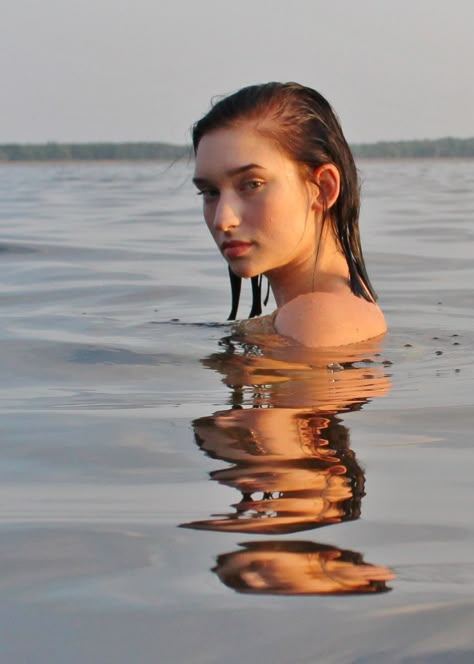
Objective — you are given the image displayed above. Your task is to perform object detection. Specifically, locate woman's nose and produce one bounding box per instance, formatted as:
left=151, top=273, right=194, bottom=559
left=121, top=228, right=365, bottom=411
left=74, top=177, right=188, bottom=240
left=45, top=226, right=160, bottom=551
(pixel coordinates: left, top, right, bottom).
left=213, top=196, right=240, bottom=232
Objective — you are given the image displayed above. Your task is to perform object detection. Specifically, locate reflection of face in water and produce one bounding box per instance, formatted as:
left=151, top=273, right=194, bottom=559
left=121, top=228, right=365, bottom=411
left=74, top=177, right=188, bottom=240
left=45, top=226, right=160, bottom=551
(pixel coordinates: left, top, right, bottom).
left=184, top=409, right=364, bottom=534
left=181, top=336, right=395, bottom=594
left=214, top=541, right=395, bottom=595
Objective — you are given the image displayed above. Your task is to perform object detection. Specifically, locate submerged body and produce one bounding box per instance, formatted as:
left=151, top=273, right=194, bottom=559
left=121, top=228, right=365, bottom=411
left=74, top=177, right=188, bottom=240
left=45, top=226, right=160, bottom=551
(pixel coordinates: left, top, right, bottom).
left=193, top=82, right=386, bottom=348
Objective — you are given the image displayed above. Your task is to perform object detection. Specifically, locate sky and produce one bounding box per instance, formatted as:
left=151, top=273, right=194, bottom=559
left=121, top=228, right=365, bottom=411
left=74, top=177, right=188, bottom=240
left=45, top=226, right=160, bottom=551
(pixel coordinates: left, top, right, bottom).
left=2, top=0, right=473, bottom=145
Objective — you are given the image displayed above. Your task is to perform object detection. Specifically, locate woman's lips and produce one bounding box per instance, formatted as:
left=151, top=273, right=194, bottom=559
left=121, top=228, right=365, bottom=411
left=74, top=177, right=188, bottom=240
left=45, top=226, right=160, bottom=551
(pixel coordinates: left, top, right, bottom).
left=221, top=241, right=253, bottom=259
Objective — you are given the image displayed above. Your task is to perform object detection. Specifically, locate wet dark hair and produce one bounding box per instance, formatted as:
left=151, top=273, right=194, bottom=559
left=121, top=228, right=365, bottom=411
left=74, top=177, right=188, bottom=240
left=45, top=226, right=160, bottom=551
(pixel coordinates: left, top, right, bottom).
left=193, top=82, right=377, bottom=319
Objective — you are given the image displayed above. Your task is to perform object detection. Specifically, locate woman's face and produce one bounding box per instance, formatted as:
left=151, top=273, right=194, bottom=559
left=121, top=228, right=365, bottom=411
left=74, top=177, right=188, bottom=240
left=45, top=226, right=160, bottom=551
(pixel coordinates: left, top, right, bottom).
left=193, top=124, right=318, bottom=281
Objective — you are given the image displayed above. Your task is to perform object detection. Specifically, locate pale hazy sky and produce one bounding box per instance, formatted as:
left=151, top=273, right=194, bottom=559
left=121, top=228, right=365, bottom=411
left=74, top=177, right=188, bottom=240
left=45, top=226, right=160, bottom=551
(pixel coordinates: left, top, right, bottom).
left=2, top=0, right=473, bottom=144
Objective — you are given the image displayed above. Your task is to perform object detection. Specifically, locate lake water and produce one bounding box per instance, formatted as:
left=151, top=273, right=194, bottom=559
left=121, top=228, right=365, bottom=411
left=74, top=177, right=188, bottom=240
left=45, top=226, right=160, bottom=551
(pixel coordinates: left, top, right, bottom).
left=0, top=159, right=473, bottom=663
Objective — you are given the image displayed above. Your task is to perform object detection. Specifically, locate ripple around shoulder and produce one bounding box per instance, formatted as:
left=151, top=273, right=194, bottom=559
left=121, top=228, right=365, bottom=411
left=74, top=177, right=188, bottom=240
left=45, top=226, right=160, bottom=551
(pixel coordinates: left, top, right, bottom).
left=233, top=311, right=278, bottom=336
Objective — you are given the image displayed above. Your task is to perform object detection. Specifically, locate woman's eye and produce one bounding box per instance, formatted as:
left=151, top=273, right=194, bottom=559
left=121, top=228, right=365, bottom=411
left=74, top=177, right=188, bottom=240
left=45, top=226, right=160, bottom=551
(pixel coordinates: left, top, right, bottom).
left=243, top=180, right=264, bottom=191
left=197, top=188, right=219, bottom=202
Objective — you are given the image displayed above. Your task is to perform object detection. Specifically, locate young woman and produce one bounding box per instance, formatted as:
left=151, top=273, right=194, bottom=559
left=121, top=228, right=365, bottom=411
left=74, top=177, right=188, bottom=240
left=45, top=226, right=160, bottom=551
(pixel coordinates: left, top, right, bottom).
left=192, top=82, right=386, bottom=348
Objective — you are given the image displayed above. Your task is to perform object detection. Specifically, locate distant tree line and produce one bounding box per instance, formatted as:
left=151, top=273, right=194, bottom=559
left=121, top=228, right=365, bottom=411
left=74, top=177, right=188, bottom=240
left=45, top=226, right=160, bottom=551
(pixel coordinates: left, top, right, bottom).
left=1, top=137, right=474, bottom=161
left=0, top=142, right=190, bottom=162
left=351, top=137, right=474, bottom=158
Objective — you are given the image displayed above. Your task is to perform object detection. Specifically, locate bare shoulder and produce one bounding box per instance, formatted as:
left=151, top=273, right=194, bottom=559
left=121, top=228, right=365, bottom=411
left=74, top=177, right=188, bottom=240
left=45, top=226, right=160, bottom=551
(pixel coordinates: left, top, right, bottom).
left=274, top=291, right=387, bottom=348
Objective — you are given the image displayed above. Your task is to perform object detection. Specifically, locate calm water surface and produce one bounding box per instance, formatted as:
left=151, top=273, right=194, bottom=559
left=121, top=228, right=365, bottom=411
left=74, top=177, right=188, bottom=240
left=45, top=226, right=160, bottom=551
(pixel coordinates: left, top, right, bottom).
left=0, top=160, right=473, bottom=663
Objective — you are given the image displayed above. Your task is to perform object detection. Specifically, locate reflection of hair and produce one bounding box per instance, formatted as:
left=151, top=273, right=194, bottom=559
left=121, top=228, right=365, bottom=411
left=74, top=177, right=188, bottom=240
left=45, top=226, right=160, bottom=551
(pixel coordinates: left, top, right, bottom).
left=298, top=413, right=366, bottom=520
left=193, top=82, right=377, bottom=318
left=214, top=541, right=391, bottom=595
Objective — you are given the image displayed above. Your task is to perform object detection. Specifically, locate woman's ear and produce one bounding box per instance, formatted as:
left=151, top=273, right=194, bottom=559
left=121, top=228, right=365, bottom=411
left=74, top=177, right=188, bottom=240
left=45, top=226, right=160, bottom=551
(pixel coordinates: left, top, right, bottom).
left=311, top=164, right=340, bottom=210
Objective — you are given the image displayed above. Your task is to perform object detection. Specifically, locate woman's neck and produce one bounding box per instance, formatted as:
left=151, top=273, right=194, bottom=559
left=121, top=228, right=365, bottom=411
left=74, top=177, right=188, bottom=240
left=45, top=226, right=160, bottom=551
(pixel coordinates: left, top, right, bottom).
left=267, top=225, right=350, bottom=308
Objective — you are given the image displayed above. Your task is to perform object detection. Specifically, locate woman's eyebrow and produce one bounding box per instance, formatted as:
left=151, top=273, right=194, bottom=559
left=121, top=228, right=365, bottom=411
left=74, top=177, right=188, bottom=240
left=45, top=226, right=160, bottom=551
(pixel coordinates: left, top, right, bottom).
left=192, top=176, right=212, bottom=187
left=226, top=163, right=265, bottom=177
left=193, top=163, right=265, bottom=186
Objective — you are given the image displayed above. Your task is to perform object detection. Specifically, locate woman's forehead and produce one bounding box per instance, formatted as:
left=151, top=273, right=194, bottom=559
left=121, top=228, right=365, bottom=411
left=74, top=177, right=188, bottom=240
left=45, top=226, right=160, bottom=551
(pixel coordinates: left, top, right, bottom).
left=194, top=124, right=294, bottom=177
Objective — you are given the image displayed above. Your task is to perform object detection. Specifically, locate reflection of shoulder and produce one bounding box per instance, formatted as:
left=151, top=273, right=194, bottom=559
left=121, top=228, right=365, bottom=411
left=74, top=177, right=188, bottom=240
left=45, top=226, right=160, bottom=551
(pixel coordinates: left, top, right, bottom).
left=274, top=292, right=387, bottom=348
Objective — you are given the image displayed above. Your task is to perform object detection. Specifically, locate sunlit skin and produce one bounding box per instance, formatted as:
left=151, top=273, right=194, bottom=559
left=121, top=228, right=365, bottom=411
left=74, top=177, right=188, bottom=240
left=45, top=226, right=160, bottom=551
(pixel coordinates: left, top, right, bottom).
left=194, top=123, right=387, bottom=348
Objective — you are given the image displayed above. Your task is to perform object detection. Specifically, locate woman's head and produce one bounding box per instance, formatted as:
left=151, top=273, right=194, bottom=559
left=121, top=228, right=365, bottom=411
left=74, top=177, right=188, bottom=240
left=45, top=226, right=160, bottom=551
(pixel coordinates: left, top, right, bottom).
left=193, top=82, right=376, bottom=317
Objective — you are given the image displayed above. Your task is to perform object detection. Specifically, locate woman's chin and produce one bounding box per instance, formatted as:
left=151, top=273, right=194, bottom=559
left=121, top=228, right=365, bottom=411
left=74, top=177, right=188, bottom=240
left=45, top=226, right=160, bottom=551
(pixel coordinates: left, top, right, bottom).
left=227, top=262, right=260, bottom=280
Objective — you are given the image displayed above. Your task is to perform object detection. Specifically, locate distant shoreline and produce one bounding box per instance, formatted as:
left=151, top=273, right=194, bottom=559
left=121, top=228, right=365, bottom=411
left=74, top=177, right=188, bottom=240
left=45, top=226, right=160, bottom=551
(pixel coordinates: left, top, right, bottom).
left=1, top=137, right=473, bottom=161
left=0, top=142, right=190, bottom=163
left=351, top=137, right=474, bottom=159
